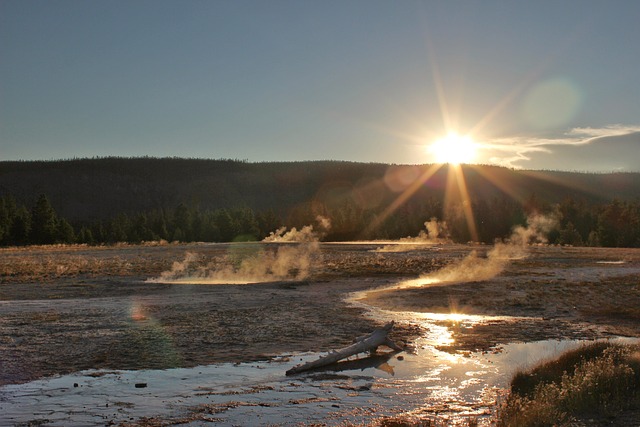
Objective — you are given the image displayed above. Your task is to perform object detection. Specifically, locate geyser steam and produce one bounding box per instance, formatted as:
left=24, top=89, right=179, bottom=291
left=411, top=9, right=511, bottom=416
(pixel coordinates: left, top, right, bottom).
left=375, top=218, right=450, bottom=252
left=150, top=244, right=320, bottom=284
left=263, top=215, right=330, bottom=242
left=149, top=216, right=331, bottom=284
left=401, top=214, right=557, bottom=288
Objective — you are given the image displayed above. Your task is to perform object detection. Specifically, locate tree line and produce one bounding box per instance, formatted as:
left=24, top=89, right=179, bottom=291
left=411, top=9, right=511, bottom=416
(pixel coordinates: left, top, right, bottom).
left=0, top=193, right=639, bottom=247
left=3, top=158, right=639, bottom=224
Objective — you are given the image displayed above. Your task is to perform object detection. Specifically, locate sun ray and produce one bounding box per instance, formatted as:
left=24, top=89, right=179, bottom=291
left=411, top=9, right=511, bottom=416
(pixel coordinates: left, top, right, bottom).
left=452, top=165, right=478, bottom=242
left=364, top=163, right=443, bottom=237
left=466, top=164, right=527, bottom=204
left=443, top=165, right=478, bottom=242
left=423, top=28, right=454, bottom=134
left=358, top=14, right=594, bottom=243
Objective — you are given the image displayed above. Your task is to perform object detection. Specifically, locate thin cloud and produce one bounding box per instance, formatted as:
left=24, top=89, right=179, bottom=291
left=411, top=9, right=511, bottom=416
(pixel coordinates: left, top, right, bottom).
left=567, top=125, right=640, bottom=139
left=479, top=125, right=640, bottom=170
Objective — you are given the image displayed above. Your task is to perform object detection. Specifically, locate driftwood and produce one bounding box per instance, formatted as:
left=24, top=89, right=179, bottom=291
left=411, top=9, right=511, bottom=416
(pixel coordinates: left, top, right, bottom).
left=286, top=321, right=403, bottom=376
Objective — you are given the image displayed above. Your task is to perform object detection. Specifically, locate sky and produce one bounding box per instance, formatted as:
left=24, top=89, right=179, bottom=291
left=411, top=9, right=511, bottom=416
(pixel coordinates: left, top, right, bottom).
left=1, top=0, right=640, bottom=172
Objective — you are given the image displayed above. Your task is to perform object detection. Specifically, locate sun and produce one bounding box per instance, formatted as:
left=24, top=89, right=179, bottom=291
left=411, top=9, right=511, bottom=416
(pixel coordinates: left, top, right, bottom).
left=428, top=132, right=478, bottom=164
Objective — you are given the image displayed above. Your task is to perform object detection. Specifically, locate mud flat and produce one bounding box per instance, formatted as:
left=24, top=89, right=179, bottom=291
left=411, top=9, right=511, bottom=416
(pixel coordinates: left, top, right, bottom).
left=1, top=243, right=640, bottom=425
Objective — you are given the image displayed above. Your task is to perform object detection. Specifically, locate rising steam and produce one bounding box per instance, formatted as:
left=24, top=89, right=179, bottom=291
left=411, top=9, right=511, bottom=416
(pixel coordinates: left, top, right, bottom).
left=263, top=215, right=331, bottom=243
left=375, top=218, right=450, bottom=252
left=148, top=216, right=331, bottom=284
left=149, top=244, right=320, bottom=284
left=399, top=214, right=558, bottom=288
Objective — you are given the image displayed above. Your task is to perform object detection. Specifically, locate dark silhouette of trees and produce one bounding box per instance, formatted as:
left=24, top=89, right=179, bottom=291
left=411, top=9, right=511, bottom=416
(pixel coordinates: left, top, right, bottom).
left=0, top=193, right=637, bottom=247
left=56, top=218, right=76, bottom=244
left=596, top=199, right=640, bottom=247
left=0, top=194, right=630, bottom=248
left=9, top=206, right=31, bottom=245
left=77, top=225, right=95, bottom=245
left=30, top=194, right=58, bottom=244
left=0, top=159, right=639, bottom=247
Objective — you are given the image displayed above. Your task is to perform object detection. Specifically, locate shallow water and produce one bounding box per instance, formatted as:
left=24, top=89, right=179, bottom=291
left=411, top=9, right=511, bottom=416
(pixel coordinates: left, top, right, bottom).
left=3, top=330, right=634, bottom=426
left=3, top=243, right=639, bottom=425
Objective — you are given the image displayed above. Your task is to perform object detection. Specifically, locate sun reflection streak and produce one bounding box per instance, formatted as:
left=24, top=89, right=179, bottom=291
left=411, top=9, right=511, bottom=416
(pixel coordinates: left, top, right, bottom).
left=430, top=324, right=456, bottom=348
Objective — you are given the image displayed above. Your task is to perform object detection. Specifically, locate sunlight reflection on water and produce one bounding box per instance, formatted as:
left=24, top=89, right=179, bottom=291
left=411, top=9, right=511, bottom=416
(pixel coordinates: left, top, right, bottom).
left=343, top=278, right=640, bottom=424
left=2, top=320, right=635, bottom=426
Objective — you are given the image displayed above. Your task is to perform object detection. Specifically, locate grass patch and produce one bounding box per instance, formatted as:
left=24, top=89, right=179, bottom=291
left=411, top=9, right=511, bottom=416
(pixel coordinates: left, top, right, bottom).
left=497, top=341, right=640, bottom=426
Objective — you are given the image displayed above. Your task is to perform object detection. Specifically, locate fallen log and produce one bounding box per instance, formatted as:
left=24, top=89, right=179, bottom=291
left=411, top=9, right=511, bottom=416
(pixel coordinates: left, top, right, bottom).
left=286, top=321, right=403, bottom=376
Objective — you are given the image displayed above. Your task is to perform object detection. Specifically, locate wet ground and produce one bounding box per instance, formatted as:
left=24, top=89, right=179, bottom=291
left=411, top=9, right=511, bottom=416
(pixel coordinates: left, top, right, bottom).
left=9, top=333, right=633, bottom=426
left=1, top=242, right=640, bottom=425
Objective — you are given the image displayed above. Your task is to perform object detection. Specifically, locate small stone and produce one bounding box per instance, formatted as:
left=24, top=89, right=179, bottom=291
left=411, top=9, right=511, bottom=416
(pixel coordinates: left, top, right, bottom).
left=134, top=383, right=147, bottom=388
left=73, top=383, right=79, bottom=387
left=397, top=355, right=404, bottom=361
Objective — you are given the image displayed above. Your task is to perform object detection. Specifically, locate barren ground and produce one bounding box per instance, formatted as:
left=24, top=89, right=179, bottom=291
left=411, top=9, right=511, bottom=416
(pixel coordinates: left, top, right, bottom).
left=1, top=242, right=639, bottom=392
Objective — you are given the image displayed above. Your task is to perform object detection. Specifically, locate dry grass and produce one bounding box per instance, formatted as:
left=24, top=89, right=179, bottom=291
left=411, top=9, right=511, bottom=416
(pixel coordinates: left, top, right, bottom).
left=497, top=342, right=640, bottom=426
left=0, top=244, right=182, bottom=284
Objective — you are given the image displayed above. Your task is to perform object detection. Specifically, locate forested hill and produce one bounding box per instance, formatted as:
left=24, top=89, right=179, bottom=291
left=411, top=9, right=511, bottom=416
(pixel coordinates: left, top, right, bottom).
left=1, top=157, right=639, bottom=222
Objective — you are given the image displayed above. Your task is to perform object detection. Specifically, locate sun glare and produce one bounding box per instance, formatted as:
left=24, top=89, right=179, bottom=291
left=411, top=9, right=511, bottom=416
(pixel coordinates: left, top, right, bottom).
left=428, top=132, right=477, bottom=165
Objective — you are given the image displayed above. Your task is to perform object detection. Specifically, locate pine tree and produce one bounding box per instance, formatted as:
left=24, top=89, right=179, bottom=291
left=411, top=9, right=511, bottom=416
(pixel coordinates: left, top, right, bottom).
left=9, top=206, right=31, bottom=245
left=78, top=226, right=95, bottom=245
left=0, top=198, right=9, bottom=244
left=173, top=203, right=192, bottom=241
left=30, top=194, right=58, bottom=244
left=256, top=209, right=282, bottom=239
left=56, top=218, right=76, bottom=244
left=215, top=209, right=238, bottom=242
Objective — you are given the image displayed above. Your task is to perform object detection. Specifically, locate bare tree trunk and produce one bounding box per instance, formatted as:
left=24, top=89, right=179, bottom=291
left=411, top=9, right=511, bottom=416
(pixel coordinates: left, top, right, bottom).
left=286, top=321, right=403, bottom=376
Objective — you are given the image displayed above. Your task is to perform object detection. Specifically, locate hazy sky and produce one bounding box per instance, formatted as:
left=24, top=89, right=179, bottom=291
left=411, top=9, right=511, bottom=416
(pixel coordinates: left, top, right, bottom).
left=2, top=0, right=639, bottom=171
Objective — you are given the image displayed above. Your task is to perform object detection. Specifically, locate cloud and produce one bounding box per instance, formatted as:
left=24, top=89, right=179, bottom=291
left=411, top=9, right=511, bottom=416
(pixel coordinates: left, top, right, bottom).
left=567, top=125, right=640, bottom=139
left=478, top=125, right=640, bottom=172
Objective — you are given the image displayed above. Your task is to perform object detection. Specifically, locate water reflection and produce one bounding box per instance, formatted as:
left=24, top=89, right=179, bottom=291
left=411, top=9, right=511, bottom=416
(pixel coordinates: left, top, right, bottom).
left=3, top=336, right=635, bottom=426
left=301, top=351, right=402, bottom=376
left=348, top=287, right=520, bottom=353
left=344, top=282, right=640, bottom=424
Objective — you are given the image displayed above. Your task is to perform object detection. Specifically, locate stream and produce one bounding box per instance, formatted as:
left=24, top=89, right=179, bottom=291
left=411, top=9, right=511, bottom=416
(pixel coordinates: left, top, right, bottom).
left=2, top=311, right=631, bottom=426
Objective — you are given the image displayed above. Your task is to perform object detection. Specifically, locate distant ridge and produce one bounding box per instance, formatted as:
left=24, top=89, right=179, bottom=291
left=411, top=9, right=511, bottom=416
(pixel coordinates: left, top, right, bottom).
left=1, top=157, right=639, bottom=221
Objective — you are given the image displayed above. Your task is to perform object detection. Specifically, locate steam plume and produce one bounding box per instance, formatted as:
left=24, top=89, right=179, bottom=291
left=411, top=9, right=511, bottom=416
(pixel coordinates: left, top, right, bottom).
left=149, top=244, right=321, bottom=284
left=375, top=218, right=449, bottom=252
left=402, top=214, right=558, bottom=287
left=149, top=217, right=330, bottom=284
left=263, top=215, right=331, bottom=242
